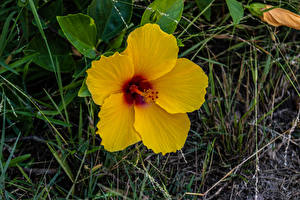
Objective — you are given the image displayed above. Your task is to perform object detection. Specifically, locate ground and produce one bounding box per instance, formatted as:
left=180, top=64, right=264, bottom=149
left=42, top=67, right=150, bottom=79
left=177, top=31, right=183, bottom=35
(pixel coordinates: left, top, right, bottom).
left=1, top=0, right=300, bottom=199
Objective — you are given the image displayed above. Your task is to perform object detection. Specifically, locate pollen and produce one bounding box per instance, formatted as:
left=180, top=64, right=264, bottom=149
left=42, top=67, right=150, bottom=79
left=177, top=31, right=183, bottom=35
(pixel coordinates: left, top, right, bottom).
left=143, top=89, right=159, bottom=103
left=129, top=85, right=158, bottom=103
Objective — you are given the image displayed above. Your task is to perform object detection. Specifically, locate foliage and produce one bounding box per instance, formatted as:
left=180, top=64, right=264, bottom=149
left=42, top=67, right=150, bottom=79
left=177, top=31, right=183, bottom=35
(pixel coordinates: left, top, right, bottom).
left=0, top=0, right=299, bottom=199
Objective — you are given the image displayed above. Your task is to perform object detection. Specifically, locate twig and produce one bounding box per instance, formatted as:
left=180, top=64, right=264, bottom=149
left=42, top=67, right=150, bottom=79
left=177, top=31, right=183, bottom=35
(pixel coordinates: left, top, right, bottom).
left=284, top=107, right=300, bottom=166
left=184, top=128, right=292, bottom=198
left=23, top=168, right=57, bottom=175
left=5, top=136, right=47, bottom=143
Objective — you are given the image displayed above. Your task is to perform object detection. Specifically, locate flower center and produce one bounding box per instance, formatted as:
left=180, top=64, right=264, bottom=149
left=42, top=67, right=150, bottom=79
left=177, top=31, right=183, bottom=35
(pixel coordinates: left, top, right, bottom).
left=122, top=75, right=158, bottom=105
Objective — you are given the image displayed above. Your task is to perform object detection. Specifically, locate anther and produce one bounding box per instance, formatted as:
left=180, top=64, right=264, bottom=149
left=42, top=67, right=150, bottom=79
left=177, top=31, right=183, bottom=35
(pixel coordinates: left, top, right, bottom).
left=129, top=85, right=158, bottom=103
left=142, top=89, right=159, bottom=103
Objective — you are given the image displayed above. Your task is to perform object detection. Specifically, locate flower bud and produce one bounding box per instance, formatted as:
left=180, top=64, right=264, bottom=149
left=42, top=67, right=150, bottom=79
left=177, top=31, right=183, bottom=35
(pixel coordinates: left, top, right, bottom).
left=248, top=3, right=266, bottom=17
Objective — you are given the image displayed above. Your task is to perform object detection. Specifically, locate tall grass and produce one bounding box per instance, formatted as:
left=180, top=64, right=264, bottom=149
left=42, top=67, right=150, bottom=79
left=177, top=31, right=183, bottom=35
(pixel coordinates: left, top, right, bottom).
left=0, top=0, right=299, bottom=199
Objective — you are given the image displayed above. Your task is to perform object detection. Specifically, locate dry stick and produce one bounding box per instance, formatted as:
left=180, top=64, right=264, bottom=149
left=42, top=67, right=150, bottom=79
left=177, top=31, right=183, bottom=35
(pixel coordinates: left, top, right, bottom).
left=23, top=168, right=57, bottom=175
left=284, top=107, right=300, bottom=166
left=256, top=124, right=299, bottom=146
left=5, top=136, right=46, bottom=143
left=179, top=150, right=187, bottom=164
left=254, top=53, right=259, bottom=200
left=185, top=128, right=291, bottom=197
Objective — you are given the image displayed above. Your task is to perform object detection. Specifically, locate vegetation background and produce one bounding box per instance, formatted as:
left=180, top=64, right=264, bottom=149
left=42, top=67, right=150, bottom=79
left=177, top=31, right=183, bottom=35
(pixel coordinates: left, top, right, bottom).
left=0, top=0, right=299, bottom=199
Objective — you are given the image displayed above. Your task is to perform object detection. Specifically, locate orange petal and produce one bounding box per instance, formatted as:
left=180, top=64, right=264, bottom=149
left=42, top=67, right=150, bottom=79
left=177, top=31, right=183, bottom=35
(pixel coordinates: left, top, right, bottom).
left=122, top=24, right=178, bottom=80
left=152, top=58, right=208, bottom=113
left=86, top=52, right=134, bottom=105
left=262, top=5, right=300, bottom=30
left=134, top=103, right=190, bottom=155
left=97, top=93, right=141, bottom=152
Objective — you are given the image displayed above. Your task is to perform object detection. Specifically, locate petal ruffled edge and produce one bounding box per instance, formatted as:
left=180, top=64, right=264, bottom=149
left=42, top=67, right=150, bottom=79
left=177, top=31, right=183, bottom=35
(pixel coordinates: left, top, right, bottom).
left=134, top=103, right=190, bottom=155
left=122, top=23, right=178, bottom=80
left=86, top=52, right=134, bottom=105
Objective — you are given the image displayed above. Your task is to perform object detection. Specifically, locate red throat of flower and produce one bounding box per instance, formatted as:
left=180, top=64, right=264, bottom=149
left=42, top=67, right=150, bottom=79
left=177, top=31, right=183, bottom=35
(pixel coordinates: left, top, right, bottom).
left=122, top=75, right=158, bottom=105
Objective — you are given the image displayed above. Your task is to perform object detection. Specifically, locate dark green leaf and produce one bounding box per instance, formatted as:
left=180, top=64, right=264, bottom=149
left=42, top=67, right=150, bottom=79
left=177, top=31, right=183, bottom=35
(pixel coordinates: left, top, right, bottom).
left=36, top=114, right=72, bottom=127
left=39, top=90, right=78, bottom=116
left=6, top=154, right=31, bottom=167
left=17, top=0, right=28, bottom=7
left=108, top=29, right=126, bottom=50
left=87, top=0, right=112, bottom=39
left=57, top=13, right=97, bottom=58
left=0, top=11, right=16, bottom=56
left=195, top=0, right=213, bottom=21
left=141, top=0, right=183, bottom=34
left=0, top=60, right=19, bottom=75
left=39, top=0, right=63, bottom=25
left=24, top=34, right=75, bottom=73
left=87, top=0, right=133, bottom=42
left=226, top=0, right=244, bottom=24
left=32, top=18, right=48, bottom=29
left=47, top=143, right=74, bottom=182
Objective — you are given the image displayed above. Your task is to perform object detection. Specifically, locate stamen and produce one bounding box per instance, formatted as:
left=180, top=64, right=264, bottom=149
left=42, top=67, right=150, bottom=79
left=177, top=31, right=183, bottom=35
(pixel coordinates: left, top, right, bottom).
left=129, top=85, right=158, bottom=103
left=142, top=89, right=159, bottom=103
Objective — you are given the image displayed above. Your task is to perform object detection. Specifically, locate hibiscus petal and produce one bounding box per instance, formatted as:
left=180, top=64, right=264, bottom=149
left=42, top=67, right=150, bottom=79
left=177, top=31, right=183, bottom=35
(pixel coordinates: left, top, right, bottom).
left=262, top=5, right=300, bottom=30
left=134, top=103, right=190, bottom=155
left=97, top=93, right=141, bottom=152
left=152, top=58, right=208, bottom=113
left=122, top=23, right=178, bottom=80
left=86, top=52, right=134, bottom=105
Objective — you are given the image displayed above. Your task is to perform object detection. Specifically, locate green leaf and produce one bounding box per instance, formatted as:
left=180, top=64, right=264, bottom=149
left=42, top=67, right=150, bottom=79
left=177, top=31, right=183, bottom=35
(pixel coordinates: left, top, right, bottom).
left=6, top=154, right=31, bottom=167
left=57, top=13, right=97, bottom=58
left=195, top=0, right=213, bottom=21
left=176, top=38, right=184, bottom=47
left=78, top=79, right=91, bottom=97
left=141, top=0, right=184, bottom=34
left=87, top=0, right=133, bottom=42
left=24, top=34, right=75, bottom=73
left=226, top=0, right=244, bottom=24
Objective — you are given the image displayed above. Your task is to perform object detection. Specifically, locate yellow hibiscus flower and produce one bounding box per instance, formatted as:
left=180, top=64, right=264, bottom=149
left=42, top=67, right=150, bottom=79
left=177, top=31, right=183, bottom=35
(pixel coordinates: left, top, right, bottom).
left=86, top=23, right=208, bottom=155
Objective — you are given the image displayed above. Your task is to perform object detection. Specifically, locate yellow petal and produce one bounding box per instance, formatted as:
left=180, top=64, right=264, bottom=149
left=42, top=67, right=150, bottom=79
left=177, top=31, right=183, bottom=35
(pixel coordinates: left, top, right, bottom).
left=152, top=58, right=208, bottom=113
left=122, top=23, right=178, bottom=80
left=97, top=93, right=141, bottom=152
left=86, top=52, right=134, bottom=105
left=134, top=103, right=190, bottom=155
left=262, top=5, right=300, bottom=30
